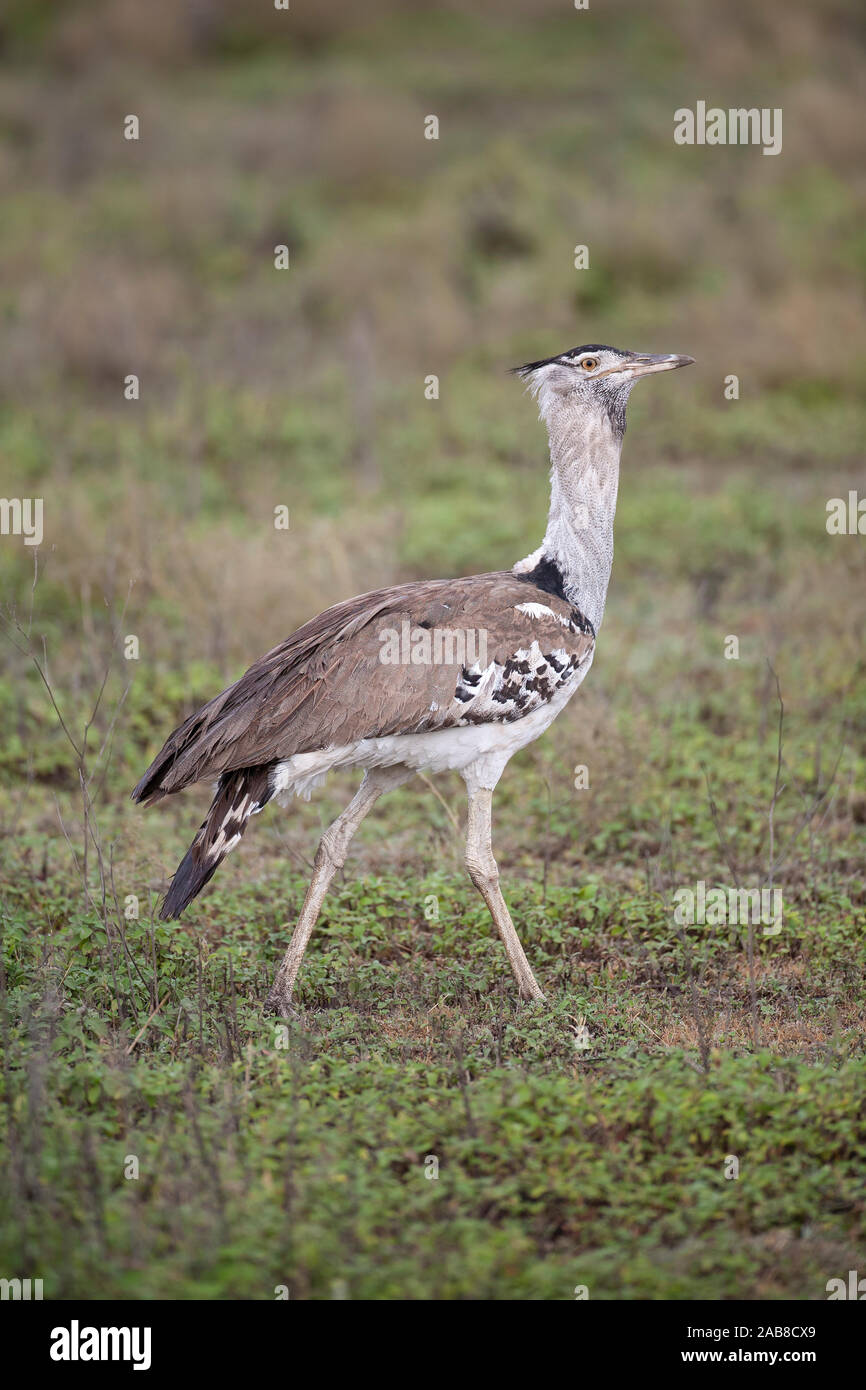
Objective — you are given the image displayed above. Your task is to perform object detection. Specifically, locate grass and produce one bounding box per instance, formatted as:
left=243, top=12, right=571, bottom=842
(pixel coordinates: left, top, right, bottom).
left=2, top=864, right=865, bottom=1299
left=0, top=0, right=865, bottom=1300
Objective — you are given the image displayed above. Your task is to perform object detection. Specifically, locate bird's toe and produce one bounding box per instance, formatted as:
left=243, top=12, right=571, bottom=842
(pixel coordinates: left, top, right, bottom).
left=519, top=987, right=547, bottom=1004
left=263, top=992, right=301, bottom=1021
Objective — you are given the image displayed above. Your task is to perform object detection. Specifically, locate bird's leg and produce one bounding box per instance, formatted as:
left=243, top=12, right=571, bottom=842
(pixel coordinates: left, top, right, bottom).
left=464, top=785, right=545, bottom=1002
left=264, top=767, right=410, bottom=1016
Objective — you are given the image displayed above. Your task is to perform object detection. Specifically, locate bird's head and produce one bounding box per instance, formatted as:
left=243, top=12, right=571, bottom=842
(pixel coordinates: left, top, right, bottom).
left=513, top=343, right=694, bottom=434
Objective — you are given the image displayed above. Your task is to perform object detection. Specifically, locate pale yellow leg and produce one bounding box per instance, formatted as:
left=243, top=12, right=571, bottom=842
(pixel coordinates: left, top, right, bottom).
left=464, top=785, right=545, bottom=1002
left=264, top=767, right=409, bottom=1016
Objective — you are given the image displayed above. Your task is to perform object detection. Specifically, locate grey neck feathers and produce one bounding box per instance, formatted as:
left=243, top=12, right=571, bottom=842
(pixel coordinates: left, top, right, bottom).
left=514, top=385, right=625, bottom=634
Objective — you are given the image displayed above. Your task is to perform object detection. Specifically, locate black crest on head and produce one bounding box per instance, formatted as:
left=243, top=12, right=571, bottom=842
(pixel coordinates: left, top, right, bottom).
left=511, top=344, right=626, bottom=376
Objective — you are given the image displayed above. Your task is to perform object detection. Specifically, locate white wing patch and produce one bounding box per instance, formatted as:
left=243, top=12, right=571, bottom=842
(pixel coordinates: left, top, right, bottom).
left=515, top=601, right=557, bottom=619
left=515, top=601, right=588, bottom=635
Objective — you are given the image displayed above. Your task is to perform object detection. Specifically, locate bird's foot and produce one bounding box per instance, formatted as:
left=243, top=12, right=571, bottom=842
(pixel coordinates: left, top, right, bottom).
left=519, top=986, right=547, bottom=1004
left=263, top=989, right=301, bottom=1021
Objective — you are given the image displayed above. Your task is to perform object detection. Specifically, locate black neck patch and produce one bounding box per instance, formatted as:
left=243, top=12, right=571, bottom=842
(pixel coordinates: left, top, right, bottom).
left=515, top=558, right=596, bottom=638
left=518, top=554, right=568, bottom=599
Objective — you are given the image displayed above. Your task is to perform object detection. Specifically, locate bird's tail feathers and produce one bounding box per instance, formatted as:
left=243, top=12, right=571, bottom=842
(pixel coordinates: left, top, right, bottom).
left=160, top=766, right=274, bottom=920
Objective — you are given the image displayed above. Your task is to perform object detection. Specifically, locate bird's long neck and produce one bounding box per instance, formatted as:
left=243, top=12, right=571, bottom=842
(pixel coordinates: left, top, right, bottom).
left=515, top=391, right=624, bottom=634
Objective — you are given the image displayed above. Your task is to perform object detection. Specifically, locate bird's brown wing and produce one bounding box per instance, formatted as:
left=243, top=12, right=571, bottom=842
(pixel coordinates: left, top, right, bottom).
left=132, top=572, right=594, bottom=801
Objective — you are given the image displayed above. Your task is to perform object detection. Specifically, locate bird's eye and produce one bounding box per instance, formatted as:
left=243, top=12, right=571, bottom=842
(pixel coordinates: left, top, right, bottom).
left=580, top=357, right=598, bottom=371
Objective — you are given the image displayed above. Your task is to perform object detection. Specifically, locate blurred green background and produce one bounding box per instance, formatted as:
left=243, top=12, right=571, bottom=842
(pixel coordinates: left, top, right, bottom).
left=1, top=0, right=864, bottom=675
left=0, top=0, right=865, bottom=1301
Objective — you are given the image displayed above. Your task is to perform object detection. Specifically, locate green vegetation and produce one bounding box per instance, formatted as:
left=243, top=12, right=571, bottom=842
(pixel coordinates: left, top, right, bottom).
left=0, top=0, right=864, bottom=1299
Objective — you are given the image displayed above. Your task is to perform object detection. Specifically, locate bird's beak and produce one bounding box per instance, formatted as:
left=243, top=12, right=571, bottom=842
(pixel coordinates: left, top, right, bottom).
left=619, top=352, right=695, bottom=379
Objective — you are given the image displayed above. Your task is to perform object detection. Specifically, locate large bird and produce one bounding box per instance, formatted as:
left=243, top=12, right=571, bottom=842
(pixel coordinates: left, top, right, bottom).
left=133, top=344, right=693, bottom=1014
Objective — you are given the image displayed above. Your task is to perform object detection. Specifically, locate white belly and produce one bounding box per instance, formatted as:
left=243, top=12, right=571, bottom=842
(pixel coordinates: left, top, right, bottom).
left=271, top=652, right=591, bottom=801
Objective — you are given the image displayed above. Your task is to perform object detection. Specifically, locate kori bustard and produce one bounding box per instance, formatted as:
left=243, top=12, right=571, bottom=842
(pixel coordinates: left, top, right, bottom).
left=133, top=344, right=693, bottom=1014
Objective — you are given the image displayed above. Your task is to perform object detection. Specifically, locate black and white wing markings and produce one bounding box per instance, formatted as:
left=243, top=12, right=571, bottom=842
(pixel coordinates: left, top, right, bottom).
left=448, top=599, right=594, bottom=726
left=133, top=572, right=596, bottom=802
